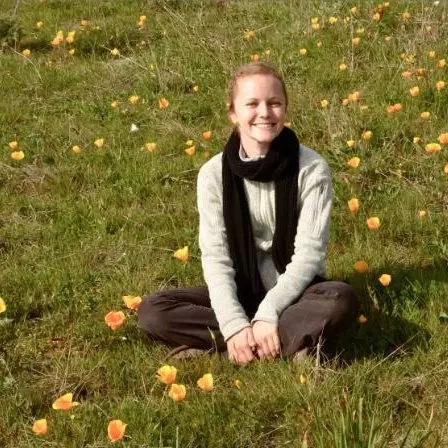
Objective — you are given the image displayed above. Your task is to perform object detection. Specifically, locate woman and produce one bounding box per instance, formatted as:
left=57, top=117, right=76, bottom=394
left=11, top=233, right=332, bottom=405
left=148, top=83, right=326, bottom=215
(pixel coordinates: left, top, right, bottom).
left=138, top=62, right=359, bottom=365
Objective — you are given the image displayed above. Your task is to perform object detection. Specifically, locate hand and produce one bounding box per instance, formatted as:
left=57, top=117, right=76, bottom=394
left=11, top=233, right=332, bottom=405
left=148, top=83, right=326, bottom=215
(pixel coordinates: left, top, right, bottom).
left=226, top=326, right=257, bottom=365
left=252, top=321, right=281, bottom=360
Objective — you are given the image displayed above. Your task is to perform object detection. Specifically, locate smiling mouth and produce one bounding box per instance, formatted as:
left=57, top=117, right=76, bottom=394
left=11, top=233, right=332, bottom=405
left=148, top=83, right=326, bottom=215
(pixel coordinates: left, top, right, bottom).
left=252, top=123, right=276, bottom=128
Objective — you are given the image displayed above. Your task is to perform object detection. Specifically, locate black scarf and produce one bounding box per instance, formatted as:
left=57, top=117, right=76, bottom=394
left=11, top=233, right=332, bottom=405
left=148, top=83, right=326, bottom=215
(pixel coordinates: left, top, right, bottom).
left=222, top=126, right=300, bottom=318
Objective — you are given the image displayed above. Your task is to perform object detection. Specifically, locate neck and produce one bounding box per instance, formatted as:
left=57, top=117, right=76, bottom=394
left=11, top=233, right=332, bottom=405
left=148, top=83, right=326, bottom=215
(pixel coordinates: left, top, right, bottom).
left=240, top=136, right=269, bottom=158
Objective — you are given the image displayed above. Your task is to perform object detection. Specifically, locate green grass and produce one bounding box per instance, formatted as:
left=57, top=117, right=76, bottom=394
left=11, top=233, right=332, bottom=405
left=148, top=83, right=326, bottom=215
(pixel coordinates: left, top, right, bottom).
left=1, top=0, right=447, bottom=446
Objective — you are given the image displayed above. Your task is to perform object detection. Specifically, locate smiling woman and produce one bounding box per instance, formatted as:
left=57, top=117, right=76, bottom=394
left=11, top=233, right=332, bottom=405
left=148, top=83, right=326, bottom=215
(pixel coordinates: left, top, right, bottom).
left=227, top=69, right=288, bottom=157
left=138, top=62, right=360, bottom=365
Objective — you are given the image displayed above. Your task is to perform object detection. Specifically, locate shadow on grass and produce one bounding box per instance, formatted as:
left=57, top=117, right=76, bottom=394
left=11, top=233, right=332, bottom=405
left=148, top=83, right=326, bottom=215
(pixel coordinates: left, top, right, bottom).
left=331, top=258, right=447, bottom=363
left=330, top=310, right=431, bottom=364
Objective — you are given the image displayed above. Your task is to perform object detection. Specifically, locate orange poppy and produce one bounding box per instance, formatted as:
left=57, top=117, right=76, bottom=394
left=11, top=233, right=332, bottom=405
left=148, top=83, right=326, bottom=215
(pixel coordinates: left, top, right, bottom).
left=425, top=143, right=441, bottom=153
left=145, top=142, right=156, bottom=152
left=347, top=198, right=360, bottom=215
left=185, top=146, right=196, bottom=156
left=159, top=97, right=169, bottom=109
left=353, top=260, right=369, bottom=274
left=409, top=86, right=420, bottom=97
left=202, top=131, right=212, bottom=140
left=362, top=130, right=372, bottom=141
left=358, top=314, right=368, bottom=324
left=108, top=420, right=126, bottom=442
left=157, top=365, right=177, bottom=385
left=244, top=30, right=255, bottom=40
left=11, top=151, right=25, bottom=161
left=168, top=384, right=186, bottom=402
left=0, top=297, right=5, bottom=313
left=197, top=373, right=213, bottom=392
left=366, top=217, right=380, bottom=230
left=94, top=138, right=104, bottom=148
left=122, top=295, right=142, bottom=310
left=52, top=393, right=79, bottom=411
left=438, top=133, right=448, bottom=145
left=347, top=157, right=360, bottom=168
left=378, top=274, right=392, bottom=286
left=32, top=419, right=48, bottom=435
left=415, top=68, right=425, bottom=77
left=173, top=246, right=188, bottom=262
left=401, top=71, right=412, bottom=80
left=104, top=311, right=125, bottom=331
left=348, top=91, right=361, bottom=103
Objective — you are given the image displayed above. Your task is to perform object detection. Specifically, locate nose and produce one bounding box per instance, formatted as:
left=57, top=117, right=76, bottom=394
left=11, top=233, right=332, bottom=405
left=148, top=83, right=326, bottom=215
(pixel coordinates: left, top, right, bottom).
left=258, top=102, right=270, bottom=117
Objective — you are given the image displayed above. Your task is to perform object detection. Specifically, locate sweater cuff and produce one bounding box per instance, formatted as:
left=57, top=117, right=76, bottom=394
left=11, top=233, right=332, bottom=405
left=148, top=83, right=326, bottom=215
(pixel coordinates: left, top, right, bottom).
left=221, top=319, right=251, bottom=342
left=251, top=302, right=279, bottom=325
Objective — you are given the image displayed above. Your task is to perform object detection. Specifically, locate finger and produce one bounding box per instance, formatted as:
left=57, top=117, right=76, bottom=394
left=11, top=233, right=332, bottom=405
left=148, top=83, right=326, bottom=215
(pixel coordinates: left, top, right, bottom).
left=261, top=344, right=272, bottom=359
left=269, top=331, right=281, bottom=357
left=238, top=346, right=254, bottom=365
left=228, top=345, right=237, bottom=364
left=243, top=345, right=255, bottom=363
left=266, top=336, right=278, bottom=358
left=247, top=327, right=257, bottom=350
left=235, top=351, right=247, bottom=365
left=272, top=333, right=281, bottom=356
left=266, top=335, right=277, bottom=358
left=260, top=339, right=271, bottom=359
left=257, top=347, right=265, bottom=359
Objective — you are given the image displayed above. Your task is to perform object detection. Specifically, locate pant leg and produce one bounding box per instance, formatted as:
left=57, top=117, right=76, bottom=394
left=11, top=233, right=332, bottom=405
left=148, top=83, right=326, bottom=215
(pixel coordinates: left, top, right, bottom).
left=278, top=281, right=360, bottom=356
left=138, top=286, right=227, bottom=351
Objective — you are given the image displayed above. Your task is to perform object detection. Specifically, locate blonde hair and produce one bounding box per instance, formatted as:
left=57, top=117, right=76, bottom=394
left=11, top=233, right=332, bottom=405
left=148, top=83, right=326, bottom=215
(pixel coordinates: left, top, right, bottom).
left=227, top=62, right=288, bottom=113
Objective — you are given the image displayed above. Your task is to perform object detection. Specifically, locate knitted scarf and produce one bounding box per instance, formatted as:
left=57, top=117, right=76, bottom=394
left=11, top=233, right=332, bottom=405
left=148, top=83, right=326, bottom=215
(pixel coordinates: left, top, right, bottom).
left=222, top=126, right=300, bottom=318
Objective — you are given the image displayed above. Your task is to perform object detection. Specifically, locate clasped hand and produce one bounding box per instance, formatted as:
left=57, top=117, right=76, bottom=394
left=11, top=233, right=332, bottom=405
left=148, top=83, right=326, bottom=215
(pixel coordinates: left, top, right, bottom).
left=227, top=321, right=281, bottom=365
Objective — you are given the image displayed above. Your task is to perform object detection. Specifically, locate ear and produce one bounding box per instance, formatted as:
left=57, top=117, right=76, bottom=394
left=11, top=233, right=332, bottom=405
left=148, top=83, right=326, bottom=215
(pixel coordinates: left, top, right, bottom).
left=228, top=110, right=238, bottom=126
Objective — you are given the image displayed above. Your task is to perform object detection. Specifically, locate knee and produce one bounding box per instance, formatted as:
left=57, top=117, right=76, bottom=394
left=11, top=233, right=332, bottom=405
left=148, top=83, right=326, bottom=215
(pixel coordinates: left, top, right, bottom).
left=137, top=293, right=169, bottom=338
left=328, top=281, right=360, bottom=319
left=315, top=281, right=360, bottom=319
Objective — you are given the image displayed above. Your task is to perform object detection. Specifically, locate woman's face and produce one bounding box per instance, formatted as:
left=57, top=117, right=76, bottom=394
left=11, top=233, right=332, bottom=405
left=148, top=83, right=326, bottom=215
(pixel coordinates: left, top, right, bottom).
left=229, top=74, right=286, bottom=154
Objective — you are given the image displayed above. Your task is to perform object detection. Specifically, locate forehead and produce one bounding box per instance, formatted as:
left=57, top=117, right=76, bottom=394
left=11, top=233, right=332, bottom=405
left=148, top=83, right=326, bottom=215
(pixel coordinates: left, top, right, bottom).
left=234, top=74, right=284, bottom=99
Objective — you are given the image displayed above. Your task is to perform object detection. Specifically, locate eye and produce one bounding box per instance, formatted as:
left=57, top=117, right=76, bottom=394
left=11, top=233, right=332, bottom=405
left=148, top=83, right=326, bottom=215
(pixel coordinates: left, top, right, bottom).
left=246, top=101, right=257, bottom=107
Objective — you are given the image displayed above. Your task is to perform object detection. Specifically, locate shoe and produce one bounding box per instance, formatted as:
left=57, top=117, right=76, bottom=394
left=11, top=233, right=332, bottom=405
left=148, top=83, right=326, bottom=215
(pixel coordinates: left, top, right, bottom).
left=165, top=345, right=211, bottom=360
left=291, top=347, right=310, bottom=365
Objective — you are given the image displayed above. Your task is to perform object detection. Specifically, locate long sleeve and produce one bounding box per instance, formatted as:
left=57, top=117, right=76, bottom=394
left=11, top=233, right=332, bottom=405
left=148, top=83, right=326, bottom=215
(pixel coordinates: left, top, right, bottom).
left=197, top=155, right=251, bottom=341
left=252, top=157, right=332, bottom=324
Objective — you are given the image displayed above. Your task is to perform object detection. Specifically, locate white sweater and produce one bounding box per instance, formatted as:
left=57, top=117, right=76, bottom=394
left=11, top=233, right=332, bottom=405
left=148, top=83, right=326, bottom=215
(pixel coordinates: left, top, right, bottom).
left=197, top=144, right=332, bottom=341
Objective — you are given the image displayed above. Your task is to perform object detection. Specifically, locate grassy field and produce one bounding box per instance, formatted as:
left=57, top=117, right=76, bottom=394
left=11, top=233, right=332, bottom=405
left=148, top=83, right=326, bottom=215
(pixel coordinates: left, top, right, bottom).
left=1, top=0, right=447, bottom=446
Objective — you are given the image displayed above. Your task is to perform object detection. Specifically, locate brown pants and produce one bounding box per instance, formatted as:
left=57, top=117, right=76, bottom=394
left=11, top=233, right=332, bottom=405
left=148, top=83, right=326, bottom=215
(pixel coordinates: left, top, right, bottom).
left=138, top=281, right=359, bottom=357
